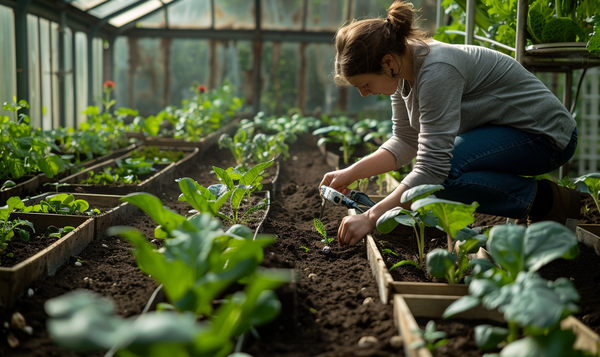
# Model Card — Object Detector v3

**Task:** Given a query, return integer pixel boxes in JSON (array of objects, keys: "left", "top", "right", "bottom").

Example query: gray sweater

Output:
[{"left": 380, "top": 40, "right": 576, "bottom": 189}]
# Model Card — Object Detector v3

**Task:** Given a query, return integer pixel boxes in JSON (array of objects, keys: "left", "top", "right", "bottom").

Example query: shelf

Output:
[{"left": 522, "top": 45, "right": 600, "bottom": 72}]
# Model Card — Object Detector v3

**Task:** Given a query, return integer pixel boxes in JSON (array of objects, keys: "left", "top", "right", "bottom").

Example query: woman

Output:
[{"left": 321, "top": 0, "right": 583, "bottom": 247}]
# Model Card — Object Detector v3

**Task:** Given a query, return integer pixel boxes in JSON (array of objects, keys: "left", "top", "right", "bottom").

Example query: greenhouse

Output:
[{"left": 1, "top": 0, "right": 600, "bottom": 356}]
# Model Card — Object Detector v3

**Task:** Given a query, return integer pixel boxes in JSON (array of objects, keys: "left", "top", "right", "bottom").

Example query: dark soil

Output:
[
  {"left": 1, "top": 133, "right": 599, "bottom": 357},
  {"left": 2, "top": 236, "right": 60, "bottom": 267}
]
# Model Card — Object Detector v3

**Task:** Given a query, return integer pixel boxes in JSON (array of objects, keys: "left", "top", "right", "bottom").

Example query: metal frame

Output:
[{"left": 8, "top": 0, "right": 357, "bottom": 126}]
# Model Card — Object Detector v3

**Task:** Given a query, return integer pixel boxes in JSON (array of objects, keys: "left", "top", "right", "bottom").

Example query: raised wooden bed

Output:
[
  {"left": 0, "top": 144, "right": 138, "bottom": 206},
  {"left": 52, "top": 146, "right": 199, "bottom": 196},
  {"left": 143, "top": 120, "right": 239, "bottom": 153},
  {"left": 394, "top": 294, "right": 600, "bottom": 357},
  {"left": 0, "top": 214, "right": 94, "bottom": 309},
  {"left": 576, "top": 224, "right": 600, "bottom": 256},
  {"left": 0, "top": 176, "right": 39, "bottom": 207},
  {"left": 317, "top": 139, "right": 341, "bottom": 169},
  {"left": 16, "top": 193, "right": 142, "bottom": 238}
]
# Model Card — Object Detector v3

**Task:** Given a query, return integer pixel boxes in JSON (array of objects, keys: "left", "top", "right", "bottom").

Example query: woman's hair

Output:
[{"left": 333, "top": 1, "right": 430, "bottom": 88}]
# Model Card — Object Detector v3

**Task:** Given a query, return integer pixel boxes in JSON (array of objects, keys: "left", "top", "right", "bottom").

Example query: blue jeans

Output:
[{"left": 435, "top": 125, "right": 578, "bottom": 218}]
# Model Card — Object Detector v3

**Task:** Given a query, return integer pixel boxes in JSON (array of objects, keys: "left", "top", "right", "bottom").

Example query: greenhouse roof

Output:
[{"left": 3, "top": 0, "right": 387, "bottom": 42}]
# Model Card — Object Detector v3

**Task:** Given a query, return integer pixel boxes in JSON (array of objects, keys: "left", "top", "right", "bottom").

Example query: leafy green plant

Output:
[
  {"left": 14, "top": 194, "right": 99, "bottom": 216},
  {"left": 45, "top": 225, "right": 75, "bottom": 238},
  {"left": 574, "top": 172, "right": 600, "bottom": 212},
  {"left": 249, "top": 112, "right": 320, "bottom": 143},
  {"left": 314, "top": 218, "right": 334, "bottom": 245},
  {"left": 0, "top": 197, "right": 34, "bottom": 265},
  {"left": 347, "top": 176, "right": 369, "bottom": 193},
  {"left": 442, "top": 222, "right": 582, "bottom": 353},
  {"left": 589, "top": 26, "right": 600, "bottom": 54},
  {"left": 1, "top": 101, "right": 68, "bottom": 180},
  {"left": 381, "top": 248, "right": 398, "bottom": 257},
  {"left": 410, "top": 320, "right": 449, "bottom": 353},
  {"left": 376, "top": 184, "right": 442, "bottom": 265},
  {"left": 3, "top": 97, "right": 29, "bottom": 124},
  {"left": 528, "top": 0, "right": 598, "bottom": 44},
  {"left": 79, "top": 157, "right": 155, "bottom": 185},
  {"left": 218, "top": 123, "right": 255, "bottom": 168},
  {"left": 426, "top": 227, "right": 487, "bottom": 284},
  {"left": 312, "top": 123, "right": 360, "bottom": 166},
  {"left": 299, "top": 246, "right": 309, "bottom": 253},
  {"left": 129, "top": 146, "right": 184, "bottom": 164}
]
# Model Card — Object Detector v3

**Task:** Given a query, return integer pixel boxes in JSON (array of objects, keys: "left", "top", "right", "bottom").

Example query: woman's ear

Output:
[{"left": 381, "top": 54, "right": 399, "bottom": 74}]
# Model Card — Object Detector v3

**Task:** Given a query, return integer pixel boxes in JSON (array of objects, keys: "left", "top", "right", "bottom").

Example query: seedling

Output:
[
  {"left": 0, "top": 197, "right": 34, "bottom": 265},
  {"left": 299, "top": 246, "right": 309, "bottom": 253},
  {"left": 1, "top": 180, "right": 16, "bottom": 192},
  {"left": 377, "top": 184, "right": 442, "bottom": 265},
  {"left": 43, "top": 182, "right": 71, "bottom": 193},
  {"left": 14, "top": 194, "right": 94, "bottom": 216},
  {"left": 410, "top": 320, "right": 449, "bottom": 353},
  {"left": 314, "top": 218, "right": 334, "bottom": 245},
  {"left": 381, "top": 248, "right": 398, "bottom": 257},
  {"left": 45, "top": 225, "right": 75, "bottom": 238},
  {"left": 389, "top": 260, "right": 420, "bottom": 271}
]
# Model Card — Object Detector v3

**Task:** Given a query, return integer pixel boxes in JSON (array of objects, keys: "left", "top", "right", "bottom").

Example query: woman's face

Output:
[{"left": 346, "top": 73, "right": 400, "bottom": 97}]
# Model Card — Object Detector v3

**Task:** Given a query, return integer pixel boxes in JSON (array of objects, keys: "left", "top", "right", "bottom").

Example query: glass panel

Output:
[
  {"left": 136, "top": 8, "right": 166, "bottom": 28},
  {"left": 0, "top": 5, "right": 16, "bottom": 118},
  {"left": 306, "top": 43, "right": 338, "bottom": 114},
  {"left": 306, "top": 0, "right": 349, "bottom": 31},
  {"left": 88, "top": 0, "right": 140, "bottom": 19},
  {"left": 353, "top": 0, "right": 388, "bottom": 19},
  {"left": 113, "top": 36, "right": 128, "bottom": 110},
  {"left": 261, "top": 0, "right": 303, "bottom": 30},
  {"left": 51, "top": 22, "right": 59, "bottom": 129},
  {"left": 260, "top": 42, "right": 299, "bottom": 115},
  {"left": 214, "top": 0, "right": 255, "bottom": 30},
  {"left": 166, "top": 0, "right": 211, "bottom": 29},
  {"left": 109, "top": 0, "right": 174, "bottom": 27},
  {"left": 40, "top": 18, "right": 52, "bottom": 129},
  {"left": 27, "top": 14, "right": 41, "bottom": 128},
  {"left": 75, "top": 32, "right": 88, "bottom": 127},
  {"left": 70, "top": 0, "right": 109, "bottom": 11},
  {"left": 64, "top": 27, "right": 74, "bottom": 129},
  {"left": 92, "top": 37, "right": 103, "bottom": 108}
]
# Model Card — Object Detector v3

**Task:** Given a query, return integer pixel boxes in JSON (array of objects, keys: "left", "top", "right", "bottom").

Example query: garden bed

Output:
[
  {"left": 16, "top": 193, "right": 142, "bottom": 238},
  {"left": 50, "top": 146, "right": 199, "bottom": 196},
  {"left": 2, "top": 134, "right": 600, "bottom": 356},
  {"left": 0, "top": 214, "right": 93, "bottom": 310}
]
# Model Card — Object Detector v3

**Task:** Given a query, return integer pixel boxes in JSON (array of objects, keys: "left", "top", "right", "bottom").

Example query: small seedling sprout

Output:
[{"left": 314, "top": 218, "right": 334, "bottom": 245}]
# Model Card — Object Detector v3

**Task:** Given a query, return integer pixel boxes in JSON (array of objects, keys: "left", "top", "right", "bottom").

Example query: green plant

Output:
[
  {"left": 348, "top": 176, "right": 369, "bottom": 193},
  {"left": 426, "top": 227, "right": 487, "bottom": 284},
  {"left": 14, "top": 194, "right": 99, "bottom": 216},
  {"left": 528, "top": 0, "right": 598, "bottom": 44},
  {"left": 0, "top": 102, "right": 68, "bottom": 180},
  {"left": 410, "top": 320, "right": 449, "bottom": 353},
  {"left": 218, "top": 123, "right": 255, "bottom": 168},
  {"left": 389, "top": 260, "right": 421, "bottom": 271},
  {"left": 3, "top": 96, "right": 29, "bottom": 124},
  {"left": 381, "top": 248, "right": 398, "bottom": 257},
  {"left": 0, "top": 197, "right": 34, "bottom": 265},
  {"left": 79, "top": 157, "right": 155, "bottom": 185},
  {"left": 312, "top": 124, "right": 360, "bottom": 166},
  {"left": 1, "top": 180, "right": 16, "bottom": 192},
  {"left": 589, "top": 26, "right": 600, "bottom": 54},
  {"left": 129, "top": 146, "right": 184, "bottom": 163},
  {"left": 314, "top": 218, "right": 334, "bottom": 245},
  {"left": 376, "top": 185, "right": 442, "bottom": 265},
  {"left": 45, "top": 225, "right": 75, "bottom": 238},
  {"left": 442, "top": 222, "right": 582, "bottom": 352},
  {"left": 574, "top": 173, "right": 600, "bottom": 212},
  {"left": 299, "top": 246, "right": 309, "bottom": 253}
]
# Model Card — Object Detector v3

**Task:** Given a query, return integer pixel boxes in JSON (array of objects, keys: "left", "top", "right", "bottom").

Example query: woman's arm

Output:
[{"left": 319, "top": 148, "right": 398, "bottom": 194}]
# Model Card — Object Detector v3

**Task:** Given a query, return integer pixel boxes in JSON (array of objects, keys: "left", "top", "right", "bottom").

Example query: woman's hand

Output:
[
  {"left": 338, "top": 212, "right": 376, "bottom": 247},
  {"left": 319, "top": 168, "right": 355, "bottom": 195}
]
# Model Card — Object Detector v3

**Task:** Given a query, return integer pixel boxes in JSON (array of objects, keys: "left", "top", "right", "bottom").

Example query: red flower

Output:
[
  {"left": 103, "top": 80, "right": 115, "bottom": 90},
  {"left": 197, "top": 85, "right": 206, "bottom": 93}
]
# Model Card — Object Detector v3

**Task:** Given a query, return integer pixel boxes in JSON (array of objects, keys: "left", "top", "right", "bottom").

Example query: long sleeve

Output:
[{"left": 402, "top": 63, "right": 465, "bottom": 188}]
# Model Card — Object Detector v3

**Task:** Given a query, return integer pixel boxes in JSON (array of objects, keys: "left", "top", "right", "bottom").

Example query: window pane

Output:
[
  {"left": 0, "top": 5, "right": 16, "bottom": 118},
  {"left": 214, "top": 0, "right": 255, "bottom": 29},
  {"left": 40, "top": 18, "right": 52, "bottom": 129},
  {"left": 70, "top": 0, "right": 108, "bottom": 11},
  {"left": 75, "top": 32, "right": 88, "bottom": 127},
  {"left": 167, "top": 0, "right": 211, "bottom": 29},
  {"left": 88, "top": 0, "right": 140, "bottom": 18},
  {"left": 64, "top": 27, "right": 74, "bottom": 129},
  {"left": 306, "top": 0, "right": 349, "bottom": 31},
  {"left": 261, "top": 0, "right": 303, "bottom": 30},
  {"left": 51, "top": 22, "right": 59, "bottom": 129},
  {"left": 27, "top": 14, "right": 41, "bottom": 128}
]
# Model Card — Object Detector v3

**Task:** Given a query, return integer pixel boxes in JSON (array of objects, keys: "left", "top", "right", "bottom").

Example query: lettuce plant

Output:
[
  {"left": 312, "top": 124, "right": 360, "bottom": 165},
  {"left": 410, "top": 320, "right": 449, "bottom": 353},
  {"left": 13, "top": 194, "right": 99, "bottom": 216},
  {"left": 442, "top": 222, "right": 583, "bottom": 353},
  {"left": 314, "top": 218, "right": 334, "bottom": 245}
]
